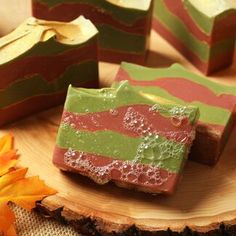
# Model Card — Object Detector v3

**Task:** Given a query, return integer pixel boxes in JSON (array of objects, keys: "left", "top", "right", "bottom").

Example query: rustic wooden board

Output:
[{"left": 1, "top": 1, "right": 236, "bottom": 235}]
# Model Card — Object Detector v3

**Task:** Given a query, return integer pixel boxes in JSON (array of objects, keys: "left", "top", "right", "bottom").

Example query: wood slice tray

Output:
[{"left": 1, "top": 1, "right": 236, "bottom": 235}]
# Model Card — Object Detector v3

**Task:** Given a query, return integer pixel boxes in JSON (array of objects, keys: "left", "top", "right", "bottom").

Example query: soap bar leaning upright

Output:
[
  {"left": 153, "top": 0, "right": 236, "bottom": 75},
  {"left": 114, "top": 62, "right": 236, "bottom": 165},
  {"left": 53, "top": 81, "right": 199, "bottom": 194},
  {"left": 32, "top": 0, "right": 153, "bottom": 64},
  {"left": 0, "top": 16, "right": 98, "bottom": 126}
]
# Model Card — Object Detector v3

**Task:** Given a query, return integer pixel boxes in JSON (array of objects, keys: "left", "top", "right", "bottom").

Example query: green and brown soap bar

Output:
[
  {"left": 32, "top": 0, "right": 153, "bottom": 64},
  {"left": 153, "top": 0, "right": 236, "bottom": 74},
  {"left": 0, "top": 16, "right": 98, "bottom": 126},
  {"left": 53, "top": 81, "right": 199, "bottom": 194},
  {"left": 114, "top": 62, "right": 236, "bottom": 165}
]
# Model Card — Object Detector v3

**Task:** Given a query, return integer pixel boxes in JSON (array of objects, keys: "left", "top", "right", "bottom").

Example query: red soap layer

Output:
[
  {"left": 153, "top": 19, "right": 234, "bottom": 74},
  {"left": 53, "top": 146, "right": 179, "bottom": 194},
  {"left": 0, "top": 41, "right": 97, "bottom": 89},
  {"left": 99, "top": 48, "right": 147, "bottom": 64},
  {"left": 116, "top": 69, "right": 236, "bottom": 112},
  {"left": 115, "top": 67, "right": 235, "bottom": 165},
  {"left": 115, "top": 68, "right": 229, "bottom": 136},
  {"left": 164, "top": 0, "right": 236, "bottom": 44},
  {"left": 0, "top": 80, "right": 98, "bottom": 127},
  {"left": 32, "top": 1, "right": 150, "bottom": 35},
  {"left": 62, "top": 104, "right": 193, "bottom": 144}
]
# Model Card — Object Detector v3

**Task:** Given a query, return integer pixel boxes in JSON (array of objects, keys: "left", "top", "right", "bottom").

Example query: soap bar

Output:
[
  {"left": 53, "top": 81, "right": 199, "bottom": 194},
  {"left": 114, "top": 62, "right": 236, "bottom": 165},
  {"left": 0, "top": 16, "right": 98, "bottom": 126},
  {"left": 32, "top": 0, "right": 153, "bottom": 64},
  {"left": 153, "top": 0, "right": 236, "bottom": 75}
]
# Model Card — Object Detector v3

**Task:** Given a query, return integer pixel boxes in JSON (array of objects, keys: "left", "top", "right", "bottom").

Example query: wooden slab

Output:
[{"left": 1, "top": 1, "right": 236, "bottom": 235}]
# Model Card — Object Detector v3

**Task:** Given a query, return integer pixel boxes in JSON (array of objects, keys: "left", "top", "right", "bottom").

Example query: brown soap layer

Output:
[
  {"left": 0, "top": 41, "right": 97, "bottom": 89},
  {"left": 164, "top": 0, "right": 236, "bottom": 44},
  {"left": 32, "top": 1, "right": 150, "bottom": 35},
  {"left": 99, "top": 48, "right": 147, "bottom": 64},
  {"left": 153, "top": 18, "right": 234, "bottom": 75},
  {"left": 114, "top": 67, "right": 235, "bottom": 166},
  {"left": 62, "top": 105, "right": 193, "bottom": 144},
  {"left": 190, "top": 115, "right": 234, "bottom": 165},
  {"left": 53, "top": 146, "right": 179, "bottom": 194},
  {"left": 117, "top": 71, "right": 236, "bottom": 112},
  {"left": 0, "top": 79, "right": 98, "bottom": 127}
]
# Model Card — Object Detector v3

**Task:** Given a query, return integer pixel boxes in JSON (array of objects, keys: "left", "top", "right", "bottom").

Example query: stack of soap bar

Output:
[
  {"left": 53, "top": 81, "right": 199, "bottom": 194},
  {"left": 153, "top": 0, "right": 236, "bottom": 75},
  {"left": 32, "top": 0, "right": 153, "bottom": 64},
  {"left": 0, "top": 16, "right": 98, "bottom": 126},
  {"left": 114, "top": 63, "right": 236, "bottom": 165}
]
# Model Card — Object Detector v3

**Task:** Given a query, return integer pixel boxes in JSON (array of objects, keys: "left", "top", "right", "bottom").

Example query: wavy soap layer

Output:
[
  {"left": 163, "top": 0, "right": 236, "bottom": 43},
  {"left": 155, "top": 0, "right": 235, "bottom": 62},
  {"left": 184, "top": 0, "right": 236, "bottom": 34},
  {"left": 33, "top": 0, "right": 152, "bottom": 25},
  {"left": 65, "top": 82, "right": 198, "bottom": 125},
  {"left": 114, "top": 63, "right": 236, "bottom": 165},
  {"left": 32, "top": 0, "right": 152, "bottom": 63},
  {"left": 62, "top": 105, "right": 193, "bottom": 144},
  {"left": 0, "top": 39, "right": 97, "bottom": 89},
  {"left": 0, "top": 79, "right": 97, "bottom": 127},
  {"left": 0, "top": 61, "right": 98, "bottom": 109},
  {"left": 153, "top": 0, "right": 236, "bottom": 74},
  {"left": 153, "top": 18, "right": 234, "bottom": 74},
  {"left": 53, "top": 82, "right": 199, "bottom": 193},
  {"left": 115, "top": 63, "right": 236, "bottom": 126},
  {"left": 57, "top": 125, "right": 188, "bottom": 173},
  {"left": 53, "top": 146, "right": 179, "bottom": 194},
  {"left": 33, "top": 1, "right": 150, "bottom": 34}
]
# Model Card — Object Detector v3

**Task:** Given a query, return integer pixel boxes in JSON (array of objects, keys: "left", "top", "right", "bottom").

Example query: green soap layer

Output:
[
  {"left": 115, "top": 63, "right": 236, "bottom": 126},
  {"left": 36, "top": 0, "right": 151, "bottom": 25},
  {"left": 133, "top": 86, "right": 231, "bottom": 126},
  {"left": 65, "top": 81, "right": 199, "bottom": 124},
  {"left": 183, "top": 0, "right": 214, "bottom": 34},
  {"left": 184, "top": 0, "right": 236, "bottom": 34},
  {"left": 121, "top": 63, "right": 236, "bottom": 96},
  {"left": 156, "top": 0, "right": 235, "bottom": 61},
  {"left": 24, "top": 37, "right": 96, "bottom": 58},
  {"left": 154, "top": 0, "right": 235, "bottom": 35},
  {"left": 0, "top": 60, "right": 98, "bottom": 109},
  {"left": 2, "top": 36, "right": 97, "bottom": 67},
  {"left": 57, "top": 124, "right": 187, "bottom": 173},
  {"left": 97, "top": 24, "right": 146, "bottom": 53}
]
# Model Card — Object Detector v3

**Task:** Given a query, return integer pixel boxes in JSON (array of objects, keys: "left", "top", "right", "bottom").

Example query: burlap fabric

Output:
[{"left": 12, "top": 205, "right": 80, "bottom": 236}]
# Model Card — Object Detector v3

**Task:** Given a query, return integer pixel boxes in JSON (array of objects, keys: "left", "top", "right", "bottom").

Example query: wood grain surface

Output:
[{"left": 0, "top": 1, "right": 236, "bottom": 235}]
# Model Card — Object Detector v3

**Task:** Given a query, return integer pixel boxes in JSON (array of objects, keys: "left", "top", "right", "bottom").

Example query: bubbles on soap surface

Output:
[
  {"left": 123, "top": 107, "right": 153, "bottom": 136},
  {"left": 170, "top": 106, "right": 187, "bottom": 116},
  {"left": 121, "top": 106, "right": 195, "bottom": 173},
  {"left": 150, "top": 104, "right": 188, "bottom": 123},
  {"left": 133, "top": 134, "right": 185, "bottom": 170},
  {"left": 63, "top": 148, "right": 174, "bottom": 187},
  {"left": 62, "top": 105, "right": 194, "bottom": 188}
]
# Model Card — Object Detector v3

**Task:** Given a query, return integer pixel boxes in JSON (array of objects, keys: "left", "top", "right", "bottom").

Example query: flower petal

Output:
[
  {"left": 0, "top": 203, "right": 15, "bottom": 235},
  {"left": 0, "top": 134, "right": 13, "bottom": 155}
]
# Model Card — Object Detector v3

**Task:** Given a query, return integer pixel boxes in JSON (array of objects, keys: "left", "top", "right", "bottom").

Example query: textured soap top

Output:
[
  {"left": 0, "top": 16, "right": 98, "bottom": 65},
  {"left": 188, "top": 0, "right": 236, "bottom": 17}
]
